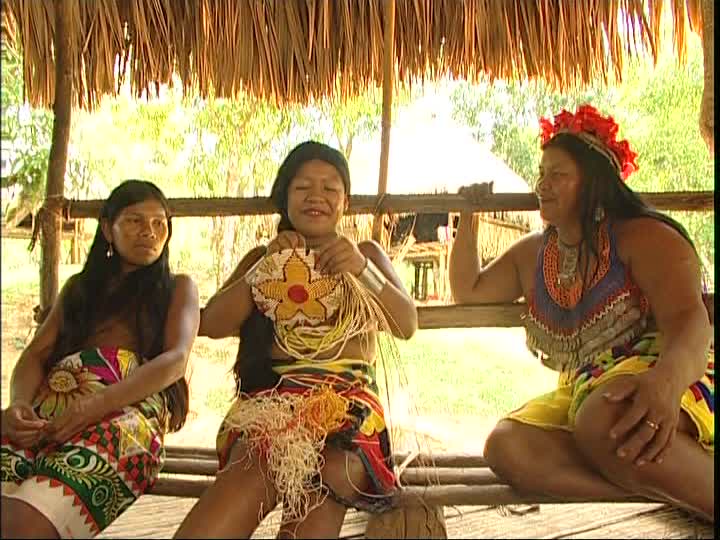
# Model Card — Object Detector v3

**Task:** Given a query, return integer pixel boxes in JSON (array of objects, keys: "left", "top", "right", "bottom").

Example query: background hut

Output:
[{"left": 349, "top": 91, "right": 542, "bottom": 302}]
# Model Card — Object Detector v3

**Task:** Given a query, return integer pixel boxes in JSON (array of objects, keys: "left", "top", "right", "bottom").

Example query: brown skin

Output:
[
  {"left": 178, "top": 159, "right": 417, "bottom": 539},
  {"left": 449, "top": 146, "right": 713, "bottom": 522},
  {"left": 1, "top": 200, "right": 200, "bottom": 539}
]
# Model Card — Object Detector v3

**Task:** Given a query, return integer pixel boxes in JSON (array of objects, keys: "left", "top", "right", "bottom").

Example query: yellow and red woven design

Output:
[{"left": 248, "top": 248, "right": 343, "bottom": 327}]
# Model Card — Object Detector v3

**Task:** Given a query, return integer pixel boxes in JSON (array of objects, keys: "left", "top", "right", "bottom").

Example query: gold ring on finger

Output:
[{"left": 644, "top": 419, "right": 660, "bottom": 431}]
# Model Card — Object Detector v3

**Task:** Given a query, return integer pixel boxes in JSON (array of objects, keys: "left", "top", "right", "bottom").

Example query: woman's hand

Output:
[
  {"left": 1, "top": 401, "right": 47, "bottom": 448},
  {"left": 603, "top": 370, "right": 685, "bottom": 466},
  {"left": 44, "top": 393, "right": 108, "bottom": 444},
  {"left": 315, "top": 236, "right": 366, "bottom": 276},
  {"left": 267, "top": 231, "right": 306, "bottom": 254},
  {"left": 458, "top": 182, "right": 494, "bottom": 214}
]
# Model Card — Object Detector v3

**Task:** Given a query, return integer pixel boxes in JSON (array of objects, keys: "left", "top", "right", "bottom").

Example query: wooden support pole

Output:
[
  {"left": 66, "top": 190, "right": 715, "bottom": 219},
  {"left": 372, "top": 0, "right": 396, "bottom": 245},
  {"left": 699, "top": 0, "right": 714, "bottom": 154},
  {"left": 38, "top": 0, "right": 73, "bottom": 316}
]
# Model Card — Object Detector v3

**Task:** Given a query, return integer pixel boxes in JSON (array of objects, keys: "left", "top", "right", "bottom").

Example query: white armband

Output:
[{"left": 357, "top": 258, "right": 388, "bottom": 296}]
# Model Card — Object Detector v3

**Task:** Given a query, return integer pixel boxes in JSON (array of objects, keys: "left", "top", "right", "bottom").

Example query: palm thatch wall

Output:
[{"left": 1, "top": 0, "right": 708, "bottom": 109}]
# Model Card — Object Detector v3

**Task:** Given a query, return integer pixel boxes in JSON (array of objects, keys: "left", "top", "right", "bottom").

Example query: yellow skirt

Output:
[{"left": 507, "top": 333, "right": 714, "bottom": 452}]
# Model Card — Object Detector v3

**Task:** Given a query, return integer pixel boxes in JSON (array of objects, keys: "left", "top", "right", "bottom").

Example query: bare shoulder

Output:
[
  {"left": 614, "top": 217, "right": 695, "bottom": 259},
  {"left": 171, "top": 274, "right": 200, "bottom": 306},
  {"left": 511, "top": 231, "right": 544, "bottom": 264},
  {"left": 60, "top": 272, "right": 82, "bottom": 295}
]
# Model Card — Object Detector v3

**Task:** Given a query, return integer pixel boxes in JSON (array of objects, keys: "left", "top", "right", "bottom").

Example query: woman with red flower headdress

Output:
[{"left": 449, "top": 104, "right": 713, "bottom": 522}]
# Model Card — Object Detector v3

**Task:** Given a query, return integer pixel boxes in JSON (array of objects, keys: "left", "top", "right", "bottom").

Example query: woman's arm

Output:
[
  {"left": 199, "top": 247, "right": 266, "bottom": 338},
  {"left": 217, "top": 246, "right": 267, "bottom": 292},
  {"left": 603, "top": 218, "right": 711, "bottom": 464},
  {"left": 449, "top": 210, "right": 536, "bottom": 304},
  {"left": 10, "top": 275, "right": 77, "bottom": 406},
  {"left": 2, "top": 276, "right": 77, "bottom": 446},
  {"left": 358, "top": 240, "right": 418, "bottom": 340},
  {"left": 46, "top": 275, "right": 201, "bottom": 442},
  {"left": 624, "top": 218, "right": 711, "bottom": 388}
]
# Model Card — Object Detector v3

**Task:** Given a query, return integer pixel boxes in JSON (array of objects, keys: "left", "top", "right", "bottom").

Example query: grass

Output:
[{"left": 392, "top": 328, "right": 557, "bottom": 417}]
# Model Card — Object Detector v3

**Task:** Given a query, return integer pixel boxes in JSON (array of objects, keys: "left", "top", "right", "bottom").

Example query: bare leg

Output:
[
  {"left": 0, "top": 497, "right": 60, "bottom": 539},
  {"left": 277, "top": 447, "right": 370, "bottom": 539},
  {"left": 172, "top": 443, "right": 278, "bottom": 539},
  {"left": 484, "top": 419, "right": 631, "bottom": 499},
  {"left": 573, "top": 376, "right": 714, "bottom": 522}
]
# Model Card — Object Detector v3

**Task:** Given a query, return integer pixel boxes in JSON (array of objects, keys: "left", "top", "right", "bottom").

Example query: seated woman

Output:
[
  {"left": 1, "top": 180, "right": 200, "bottom": 538},
  {"left": 449, "top": 105, "right": 713, "bottom": 522},
  {"left": 174, "top": 141, "right": 417, "bottom": 539}
]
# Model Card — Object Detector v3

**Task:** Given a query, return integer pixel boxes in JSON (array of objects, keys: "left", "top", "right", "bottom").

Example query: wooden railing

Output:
[{"left": 64, "top": 191, "right": 714, "bottom": 218}]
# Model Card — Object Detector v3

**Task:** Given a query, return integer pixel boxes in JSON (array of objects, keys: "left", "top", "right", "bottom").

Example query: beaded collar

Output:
[{"left": 525, "top": 220, "right": 650, "bottom": 372}]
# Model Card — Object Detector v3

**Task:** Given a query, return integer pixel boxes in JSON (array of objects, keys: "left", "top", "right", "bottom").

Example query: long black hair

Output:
[
  {"left": 542, "top": 133, "right": 697, "bottom": 289},
  {"left": 49, "top": 179, "right": 189, "bottom": 432},
  {"left": 232, "top": 141, "right": 351, "bottom": 395}
]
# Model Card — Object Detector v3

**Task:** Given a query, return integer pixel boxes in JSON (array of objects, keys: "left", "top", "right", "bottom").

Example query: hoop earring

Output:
[
  {"left": 594, "top": 206, "right": 605, "bottom": 222},
  {"left": 106, "top": 244, "right": 114, "bottom": 258}
]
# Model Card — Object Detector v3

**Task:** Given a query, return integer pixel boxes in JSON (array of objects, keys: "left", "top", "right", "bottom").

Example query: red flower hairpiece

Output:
[{"left": 539, "top": 104, "right": 639, "bottom": 181}]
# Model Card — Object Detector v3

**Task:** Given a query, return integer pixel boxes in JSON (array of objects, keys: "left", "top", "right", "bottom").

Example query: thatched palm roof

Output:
[{"left": 1, "top": 0, "right": 705, "bottom": 109}]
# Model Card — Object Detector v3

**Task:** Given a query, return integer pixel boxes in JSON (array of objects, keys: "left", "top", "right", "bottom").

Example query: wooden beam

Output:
[
  {"left": 396, "top": 485, "right": 650, "bottom": 507},
  {"left": 371, "top": 0, "right": 396, "bottom": 245},
  {"left": 66, "top": 190, "right": 715, "bottom": 219},
  {"left": 160, "top": 458, "right": 503, "bottom": 486},
  {"left": 417, "top": 304, "right": 526, "bottom": 328},
  {"left": 1, "top": 228, "right": 79, "bottom": 240},
  {"left": 39, "top": 0, "right": 73, "bottom": 312},
  {"left": 164, "top": 447, "right": 488, "bottom": 469}
]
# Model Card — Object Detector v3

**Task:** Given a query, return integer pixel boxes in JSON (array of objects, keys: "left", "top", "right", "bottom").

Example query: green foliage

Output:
[{"left": 1, "top": 44, "right": 53, "bottom": 222}]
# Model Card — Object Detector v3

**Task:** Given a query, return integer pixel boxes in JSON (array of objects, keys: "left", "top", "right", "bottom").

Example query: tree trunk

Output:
[
  {"left": 38, "top": 0, "right": 73, "bottom": 318},
  {"left": 699, "top": 0, "right": 714, "bottom": 154}
]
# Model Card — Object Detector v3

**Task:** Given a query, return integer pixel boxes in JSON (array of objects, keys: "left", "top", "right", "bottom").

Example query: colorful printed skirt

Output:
[
  {"left": 1, "top": 347, "right": 167, "bottom": 538},
  {"left": 507, "top": 332, "right": 714, "bottom": 452},
  {"left": 216, "top": 357, "right": 397, "bottom": 519}
]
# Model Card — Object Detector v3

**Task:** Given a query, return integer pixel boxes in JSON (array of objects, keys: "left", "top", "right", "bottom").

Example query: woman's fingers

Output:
[
  {"left": 632, "top": 418, "right": 671, "bottom": 465},
  {"left": 652, "top": 427, "right": 676, "bottom": 464}
]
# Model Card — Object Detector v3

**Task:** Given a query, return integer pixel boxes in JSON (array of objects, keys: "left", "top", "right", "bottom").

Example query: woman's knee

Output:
[
  {"left": 483, "top": 420, "right": 540, "bottom": 488},
  {"left": 320, "top": 447, "right": 369, "bottom": 501},
  {"left": 572, "top": 387, "right": 647, "bottom": 487},
  {"left": 0, "top": 497, "right": 59, "bottom": 539}
]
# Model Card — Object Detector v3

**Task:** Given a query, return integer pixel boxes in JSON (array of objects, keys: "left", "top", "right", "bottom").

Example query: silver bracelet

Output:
[{"left": 357, "top": 257, "right": 387, "bottom": 296}]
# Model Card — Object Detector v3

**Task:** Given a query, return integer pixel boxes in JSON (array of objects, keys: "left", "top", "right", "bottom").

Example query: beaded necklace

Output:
[{"left": 526, "top": 219, "right": 650, "bottom": 371}]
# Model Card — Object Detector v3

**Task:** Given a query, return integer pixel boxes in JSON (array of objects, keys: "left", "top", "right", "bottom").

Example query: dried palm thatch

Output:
[{"left": 0, "top": 0, "right": 705, "bottom": 110}]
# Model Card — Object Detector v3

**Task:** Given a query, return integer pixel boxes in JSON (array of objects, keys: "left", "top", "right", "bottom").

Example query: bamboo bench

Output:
[{"left": 150, "top": 445, "right": 650, "bottom": 538}]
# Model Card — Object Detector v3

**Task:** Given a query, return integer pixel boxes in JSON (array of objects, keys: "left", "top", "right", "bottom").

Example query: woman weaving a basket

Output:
[{"left": 174, "top": 141, "right": 418, "bottom": 538}]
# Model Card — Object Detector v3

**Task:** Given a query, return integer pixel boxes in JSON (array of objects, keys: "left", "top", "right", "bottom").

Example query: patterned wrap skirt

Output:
[
  {"left": 216, "top": 357, "right": 397, "bottom": 515},
  {"left": 1, "top": 347, "right": 167, "bottom": 538},
  {"left": 507, "top": 332, "right": 714, "bottom": 452}
]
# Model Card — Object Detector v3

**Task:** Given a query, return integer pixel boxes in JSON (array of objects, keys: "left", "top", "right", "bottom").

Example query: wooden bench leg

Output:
[{"left": 365, "top": 505, "right": 447, "bottom": 539}]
